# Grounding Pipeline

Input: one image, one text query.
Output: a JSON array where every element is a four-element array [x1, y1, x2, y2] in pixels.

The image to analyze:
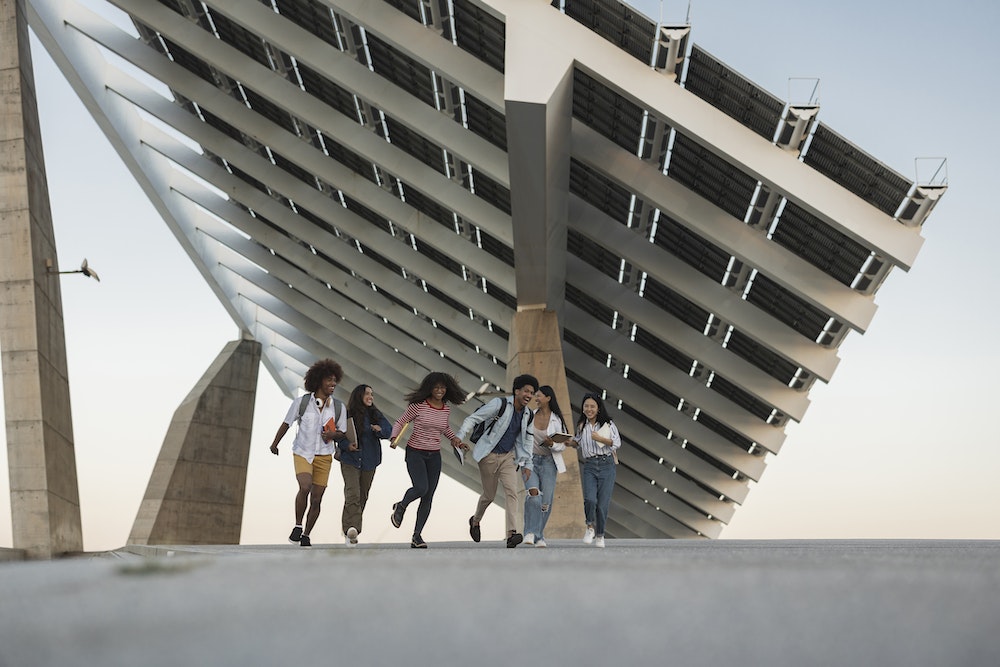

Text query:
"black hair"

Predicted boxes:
[[536, 385, 568, 433], [511, 374, 539, 393], [403, 372, 467, 405], [576, 392, 612, 431], [347, 384, 384, 435], [303, 358, 343, 393]]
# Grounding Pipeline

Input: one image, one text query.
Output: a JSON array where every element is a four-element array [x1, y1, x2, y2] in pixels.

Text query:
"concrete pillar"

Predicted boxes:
[[129, 338, 261, 545], [507, 309, 585, 539], [0, 0, 83, 559]]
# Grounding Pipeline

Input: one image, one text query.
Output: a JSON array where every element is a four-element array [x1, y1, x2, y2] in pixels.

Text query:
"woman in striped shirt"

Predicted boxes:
[[389, 372, 467, 548]]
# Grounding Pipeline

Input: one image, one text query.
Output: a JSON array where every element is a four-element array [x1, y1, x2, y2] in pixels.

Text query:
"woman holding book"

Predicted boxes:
[[337, 384, 393, 546], [388, 372, 466, 548], [568, 392, 621, 548], [522, 385, 571, 547]]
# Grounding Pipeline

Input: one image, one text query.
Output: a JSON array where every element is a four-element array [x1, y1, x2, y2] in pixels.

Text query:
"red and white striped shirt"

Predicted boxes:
[[391, 400, 457, 451]]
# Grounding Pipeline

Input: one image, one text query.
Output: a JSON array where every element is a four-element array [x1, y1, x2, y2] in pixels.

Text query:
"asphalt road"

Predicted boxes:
[[1, 539, 998, 667]]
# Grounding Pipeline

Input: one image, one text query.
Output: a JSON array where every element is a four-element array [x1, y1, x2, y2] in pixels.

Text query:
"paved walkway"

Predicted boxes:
[[2, 540, 998, 666]]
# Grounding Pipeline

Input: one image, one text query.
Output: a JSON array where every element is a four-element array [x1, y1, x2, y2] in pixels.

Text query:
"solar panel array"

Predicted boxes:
[[39, 0, 939, 539]]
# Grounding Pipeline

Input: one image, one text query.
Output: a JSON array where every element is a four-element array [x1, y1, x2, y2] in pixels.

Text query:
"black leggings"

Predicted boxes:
[[400, 448, 442, 538]]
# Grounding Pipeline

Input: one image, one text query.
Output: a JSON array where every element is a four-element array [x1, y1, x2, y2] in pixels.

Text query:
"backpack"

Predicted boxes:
[[470, 398, 507, 444]]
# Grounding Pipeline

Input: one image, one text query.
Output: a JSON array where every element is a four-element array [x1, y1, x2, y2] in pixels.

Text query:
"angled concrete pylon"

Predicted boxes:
[[129, 337, 261, 545], [0, 0, 83, 559]]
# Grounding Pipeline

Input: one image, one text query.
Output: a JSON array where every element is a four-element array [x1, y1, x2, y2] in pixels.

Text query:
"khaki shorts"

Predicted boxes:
[[293, 454, 333, 487]]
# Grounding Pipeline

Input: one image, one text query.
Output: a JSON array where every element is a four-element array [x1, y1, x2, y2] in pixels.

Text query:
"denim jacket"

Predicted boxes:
[[337, 412, 392, 471], [457, 397, 534, 469]]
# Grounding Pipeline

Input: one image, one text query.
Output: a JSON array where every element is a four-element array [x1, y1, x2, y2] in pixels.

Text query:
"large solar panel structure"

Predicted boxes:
[[21, 0, 946, 539]]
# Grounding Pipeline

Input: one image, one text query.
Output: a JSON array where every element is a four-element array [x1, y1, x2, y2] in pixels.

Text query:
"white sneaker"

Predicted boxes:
[[534, 538, 547, 548], [583, 526, 595, 544], [595, 536, 605, 548], [346, 527, 358, 545], [523, 533, 535, 545]]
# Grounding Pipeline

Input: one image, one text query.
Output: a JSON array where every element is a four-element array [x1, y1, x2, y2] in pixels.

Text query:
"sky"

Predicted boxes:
[[2, 0, 999, 551]]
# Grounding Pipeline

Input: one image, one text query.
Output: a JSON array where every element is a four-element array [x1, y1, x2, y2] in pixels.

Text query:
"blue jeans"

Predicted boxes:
[[582, 455, 616, 536], [400, 448, 441, 539], [523, 454, 558, 539]]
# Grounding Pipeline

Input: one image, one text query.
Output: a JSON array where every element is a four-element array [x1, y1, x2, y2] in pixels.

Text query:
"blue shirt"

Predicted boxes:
[[491, 406, 524, 454]]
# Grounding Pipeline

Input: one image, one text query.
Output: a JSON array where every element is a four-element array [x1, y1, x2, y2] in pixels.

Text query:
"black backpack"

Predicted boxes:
[[469, 399, 507, 444]]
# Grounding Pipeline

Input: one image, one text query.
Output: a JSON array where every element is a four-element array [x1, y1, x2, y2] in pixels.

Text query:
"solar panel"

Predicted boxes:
[[208, 9, 271, 69], [160, 37, 216, 84], [381, 0, 423, 24], [228, 164, 270, 195], [639, 275, 713, 333], [684, 46, 785, 141], [564, 328, 612, 366], [414, 239, 465, 278], [569, 158, 632, 224], [464, 92, 507, 151], [667, 132, 758, 222], [771, 201, 871, 287], [200, 108, 245, 143], [270, 151, 317, 189], [364, 33, 437, 108], [724, 329, 799, 385], [400, 185, 457, 229], [296, 63, 359, 121], [573, 69, 644, 154], [478, 229, 514, 267], [695, 411, 754, 451], [561, 0, 656, 65], [708, 374, 774, 421], [803, 123, 913, 216], [470, 169, 511, 215], [342, 195, 392, 234], [452, 0, 506, 73], [324, 137, 377, 183], [632, 326, 694, 374], [295, 206, 338, 236], [274, 0, 341, 48], [744, 273, 829, 341], [627, 368, 683, 407], [243, 87, 297, 134], [567, 229, 623, 282], [651, 215, 731, 284], [382, 116, 448, 175], [565, 283, 616, 326], [620, 402, 671, 438]]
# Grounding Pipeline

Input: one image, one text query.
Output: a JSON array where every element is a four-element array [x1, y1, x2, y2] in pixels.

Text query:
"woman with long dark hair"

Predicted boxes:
[[388, 372, 466, 548], [569, 392, 621, 548], [522, 385, 570, 547], [337, 384, 393, 546]]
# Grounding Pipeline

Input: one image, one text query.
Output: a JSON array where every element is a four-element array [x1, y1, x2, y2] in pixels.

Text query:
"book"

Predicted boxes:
[[453, 444, 465, 465], [390, 422, 411, 449], [550, 432, 574, 444], [595, 423, 612, 446]]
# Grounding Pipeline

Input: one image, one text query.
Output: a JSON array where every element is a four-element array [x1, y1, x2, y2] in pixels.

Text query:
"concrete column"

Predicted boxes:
[[507, 309, 585, 539], [129, 338, 261, 545], [0, 0, 83, 559]]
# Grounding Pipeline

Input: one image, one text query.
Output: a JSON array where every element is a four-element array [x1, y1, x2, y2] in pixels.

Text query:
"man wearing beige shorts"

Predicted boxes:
[[270, 359, 348, 548]]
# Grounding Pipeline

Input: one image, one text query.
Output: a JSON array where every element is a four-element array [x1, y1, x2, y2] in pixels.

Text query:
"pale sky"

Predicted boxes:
[[2, 0, 999, 551]]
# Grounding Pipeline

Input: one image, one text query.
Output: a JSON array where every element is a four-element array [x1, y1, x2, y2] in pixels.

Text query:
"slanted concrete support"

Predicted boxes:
[[0, 0, 83, 559], [129, 338, 261, 545], [507, 310, 584, 539]]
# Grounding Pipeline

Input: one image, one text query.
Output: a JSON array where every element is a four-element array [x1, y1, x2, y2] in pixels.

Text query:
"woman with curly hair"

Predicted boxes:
[[337, 384, 393, 546], [388, 372, 466, 548], [269, 358, 347, 548]]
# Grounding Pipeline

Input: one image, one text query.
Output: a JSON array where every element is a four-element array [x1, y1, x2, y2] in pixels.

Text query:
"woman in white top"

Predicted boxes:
[[568, 392, 621, 548], [523, 386, 570, 547]]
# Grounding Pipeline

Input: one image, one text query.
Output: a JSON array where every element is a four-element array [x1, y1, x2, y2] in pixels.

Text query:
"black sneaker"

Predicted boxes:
[[469, 516, 481, 543], [390, 502, 404, 528], [410, 535, 427, 548], [300, 535, 312, 548], [288, 526, 303, 543], [506, 532, 523, 548]]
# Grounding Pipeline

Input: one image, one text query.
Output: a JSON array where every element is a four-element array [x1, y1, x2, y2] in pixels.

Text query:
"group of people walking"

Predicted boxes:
[[269, 360, 621, 549]]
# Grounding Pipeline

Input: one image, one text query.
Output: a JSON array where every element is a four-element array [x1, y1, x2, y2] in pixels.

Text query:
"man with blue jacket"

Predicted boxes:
[[457, 374, 537, 548]]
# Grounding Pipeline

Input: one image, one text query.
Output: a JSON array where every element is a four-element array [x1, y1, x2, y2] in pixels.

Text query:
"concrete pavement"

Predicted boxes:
[[1, 540, 998, 666]]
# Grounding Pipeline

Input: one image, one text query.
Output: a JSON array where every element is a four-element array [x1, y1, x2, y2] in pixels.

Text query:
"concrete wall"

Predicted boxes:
[[0, 0, 83, 559], [129, 338, 261, 545]]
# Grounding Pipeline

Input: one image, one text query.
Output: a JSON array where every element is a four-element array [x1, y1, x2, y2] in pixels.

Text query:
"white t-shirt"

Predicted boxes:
[[282, 394, 346, 463]]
